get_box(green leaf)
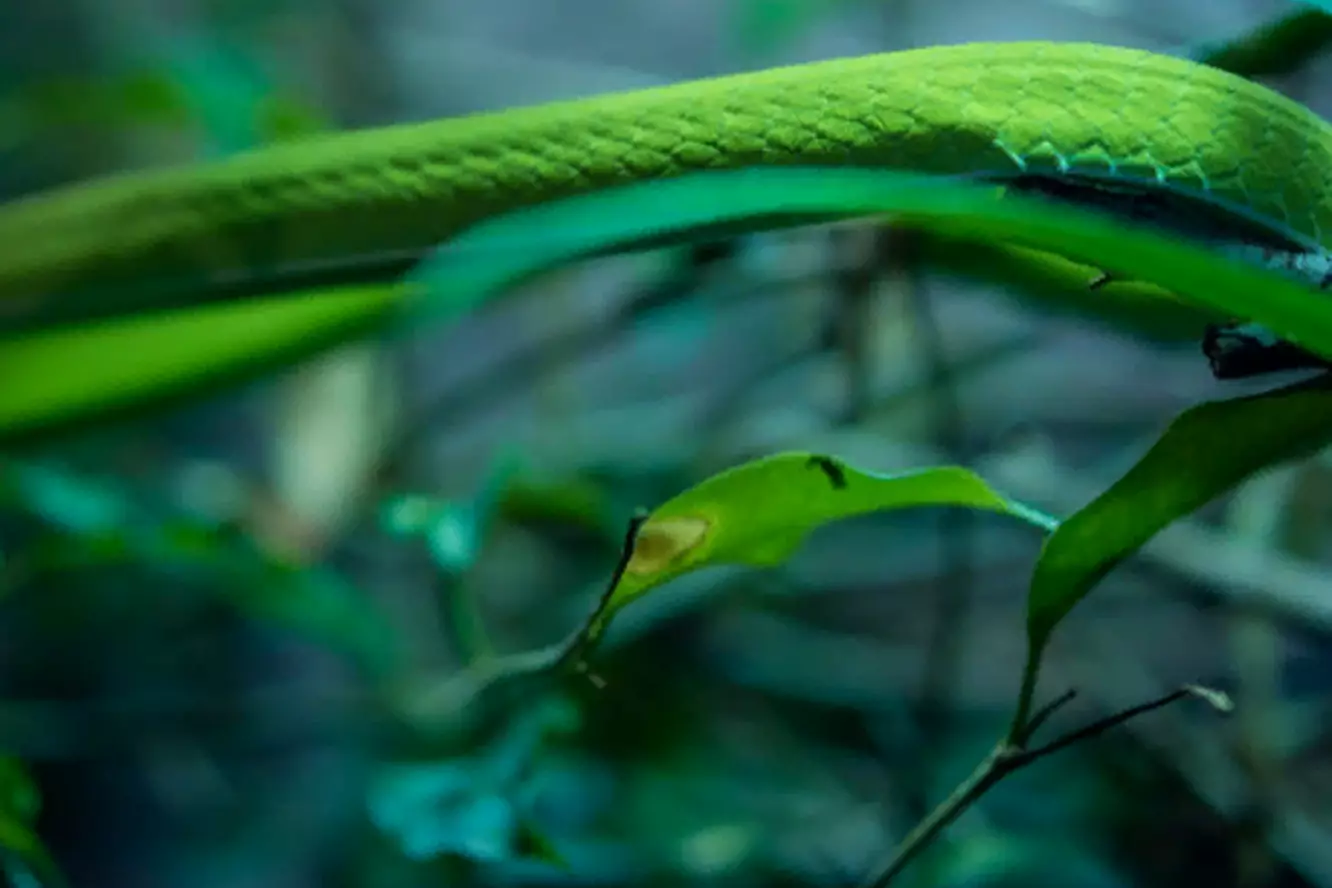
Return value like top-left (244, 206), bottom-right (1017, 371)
top-left (1196, 7), bottom-right (1332, 78)
top-left (11, 168), bottom-right (1332, 442)
top-left (0, 460), bottom-right (398, 676)
top-left (728, 0), bottom-right (856, 54)
top-left (382, 452), bottom-right (521, 575)
top-left (0, 462), bottom-right (131, 534)
top-left (223, 557), bottom-right (400, 679)
top-left (0, 283), bottom-right (400, 443)
top-left (0, 757), bottom-right (66, 888)
top-left (591, 452), bottom-right (1054, 632)
top-left (412, 169), bottom-right (1332, 360)
top-left (1026, 375), bottom-right (1332, 658)
top-left (0, 759), bottom-right (38, 828)
top-left (498, 477), bottom-right (616, 539)
top-left (1297, 1), bottom-right (1332, 18)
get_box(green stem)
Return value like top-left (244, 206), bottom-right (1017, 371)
top-left (862, 744), bottom-right (1012, 887)
top-left (443, 573), bottom-right (493, 664)
top-left (1006, 642), bottom-right (1043, 745)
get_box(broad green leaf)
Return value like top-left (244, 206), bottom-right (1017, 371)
top-left (1026, 375), bottom-right (1332, 658)
top-left (591, 452), bottom-right (1054, 631)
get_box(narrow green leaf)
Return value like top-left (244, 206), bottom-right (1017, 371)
top-left (413, 169), bottom-right (1332, 361)
top-left (592, 451), bottom-right (1054, 631)
top-left (0, 283), bottom-right (401, 443)
top-left (10, 168), bottom-right (1332, 442)
top-left (1027, 375), bottom-right (1332, 655)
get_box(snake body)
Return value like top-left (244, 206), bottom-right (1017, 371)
top-left (4, 41), bottom-right (1332, 434)
top-left (6, 41), bottom-right (1332, 319)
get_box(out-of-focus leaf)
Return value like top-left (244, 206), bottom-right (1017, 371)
top-left (0, 759), bottom-right (37, 829)
top-left (0, 462), bottom-right (130, 534)
top-left (386, 475), bottom-right (614, 543)
top-left (13, 168), bottom-right (1332, 442)
top-left (255, 94), bottom-right (328, 143)
top-left (918, 831), bottom-right (1131, 888)
top-left (498, 477), bottom-right (616, 539)
top-left (0, 460), bottom-right (398, 675)
top-left (513, 819), bottom-right (571, 871)
top-left (0, 74), bottom-right (191, 138)
top-left (115, 71), bottom-right (194, 126)
top-left (1196, 7), bottom-right (1332, 77)
top-left (0, 63), bottom-right (321, 146)
top-left (0, 757), bottom-right (65, 888)
top-left (369, 761), bottom-right (516, 862)
top-left (414, 169), bottom-right (1332, 362)
top-left (1026, 375), bottom-right (1332, 660)
top-left (370, 698), bottom-right (580, 866)
top-left (728, 0), bottom-right (858, 54)
top-left (150, 33), bottom-right (269, 155)
top-left (381, 452), bottom-right (520, 576)
top-left (0, 283), bottom-right (401, 444)
top-left (223, 554), bottom-right (400, 678)
top-left (588, 452), bottom-right (1053, 634)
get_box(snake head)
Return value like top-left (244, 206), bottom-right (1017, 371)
top-left (1202, 322), bottom-right (1332, 379)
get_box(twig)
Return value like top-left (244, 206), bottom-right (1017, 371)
top-left (1018, 687), bottom-right (1079, 743)
top-left (860, 683), bottom-right (1232, 887)
top-left (439, 571), bottom-right (493, 664)
top-left (891, 224), bottom-right (978, 815)
top-left (397, 510), bottom-right (647, 737)
top-left (556, 509), bottom-right (649, 669)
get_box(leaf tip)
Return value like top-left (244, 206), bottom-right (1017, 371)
top-left (1183, 683), bottom-right (1234, 714)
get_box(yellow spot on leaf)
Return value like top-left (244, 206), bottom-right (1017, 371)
top-left (626, 516), bottom-right (710, 575)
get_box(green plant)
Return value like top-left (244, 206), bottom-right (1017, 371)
top-left (5, 5), bottom-right (1332, 887)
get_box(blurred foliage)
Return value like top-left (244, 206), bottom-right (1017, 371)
top-left (1196, 6), bottom-right (1332, 76)
top-left (2, 2), bottom-right (1332, 888)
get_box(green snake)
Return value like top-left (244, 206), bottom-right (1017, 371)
top-left (5, 40), bottom-right (1332, 434)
